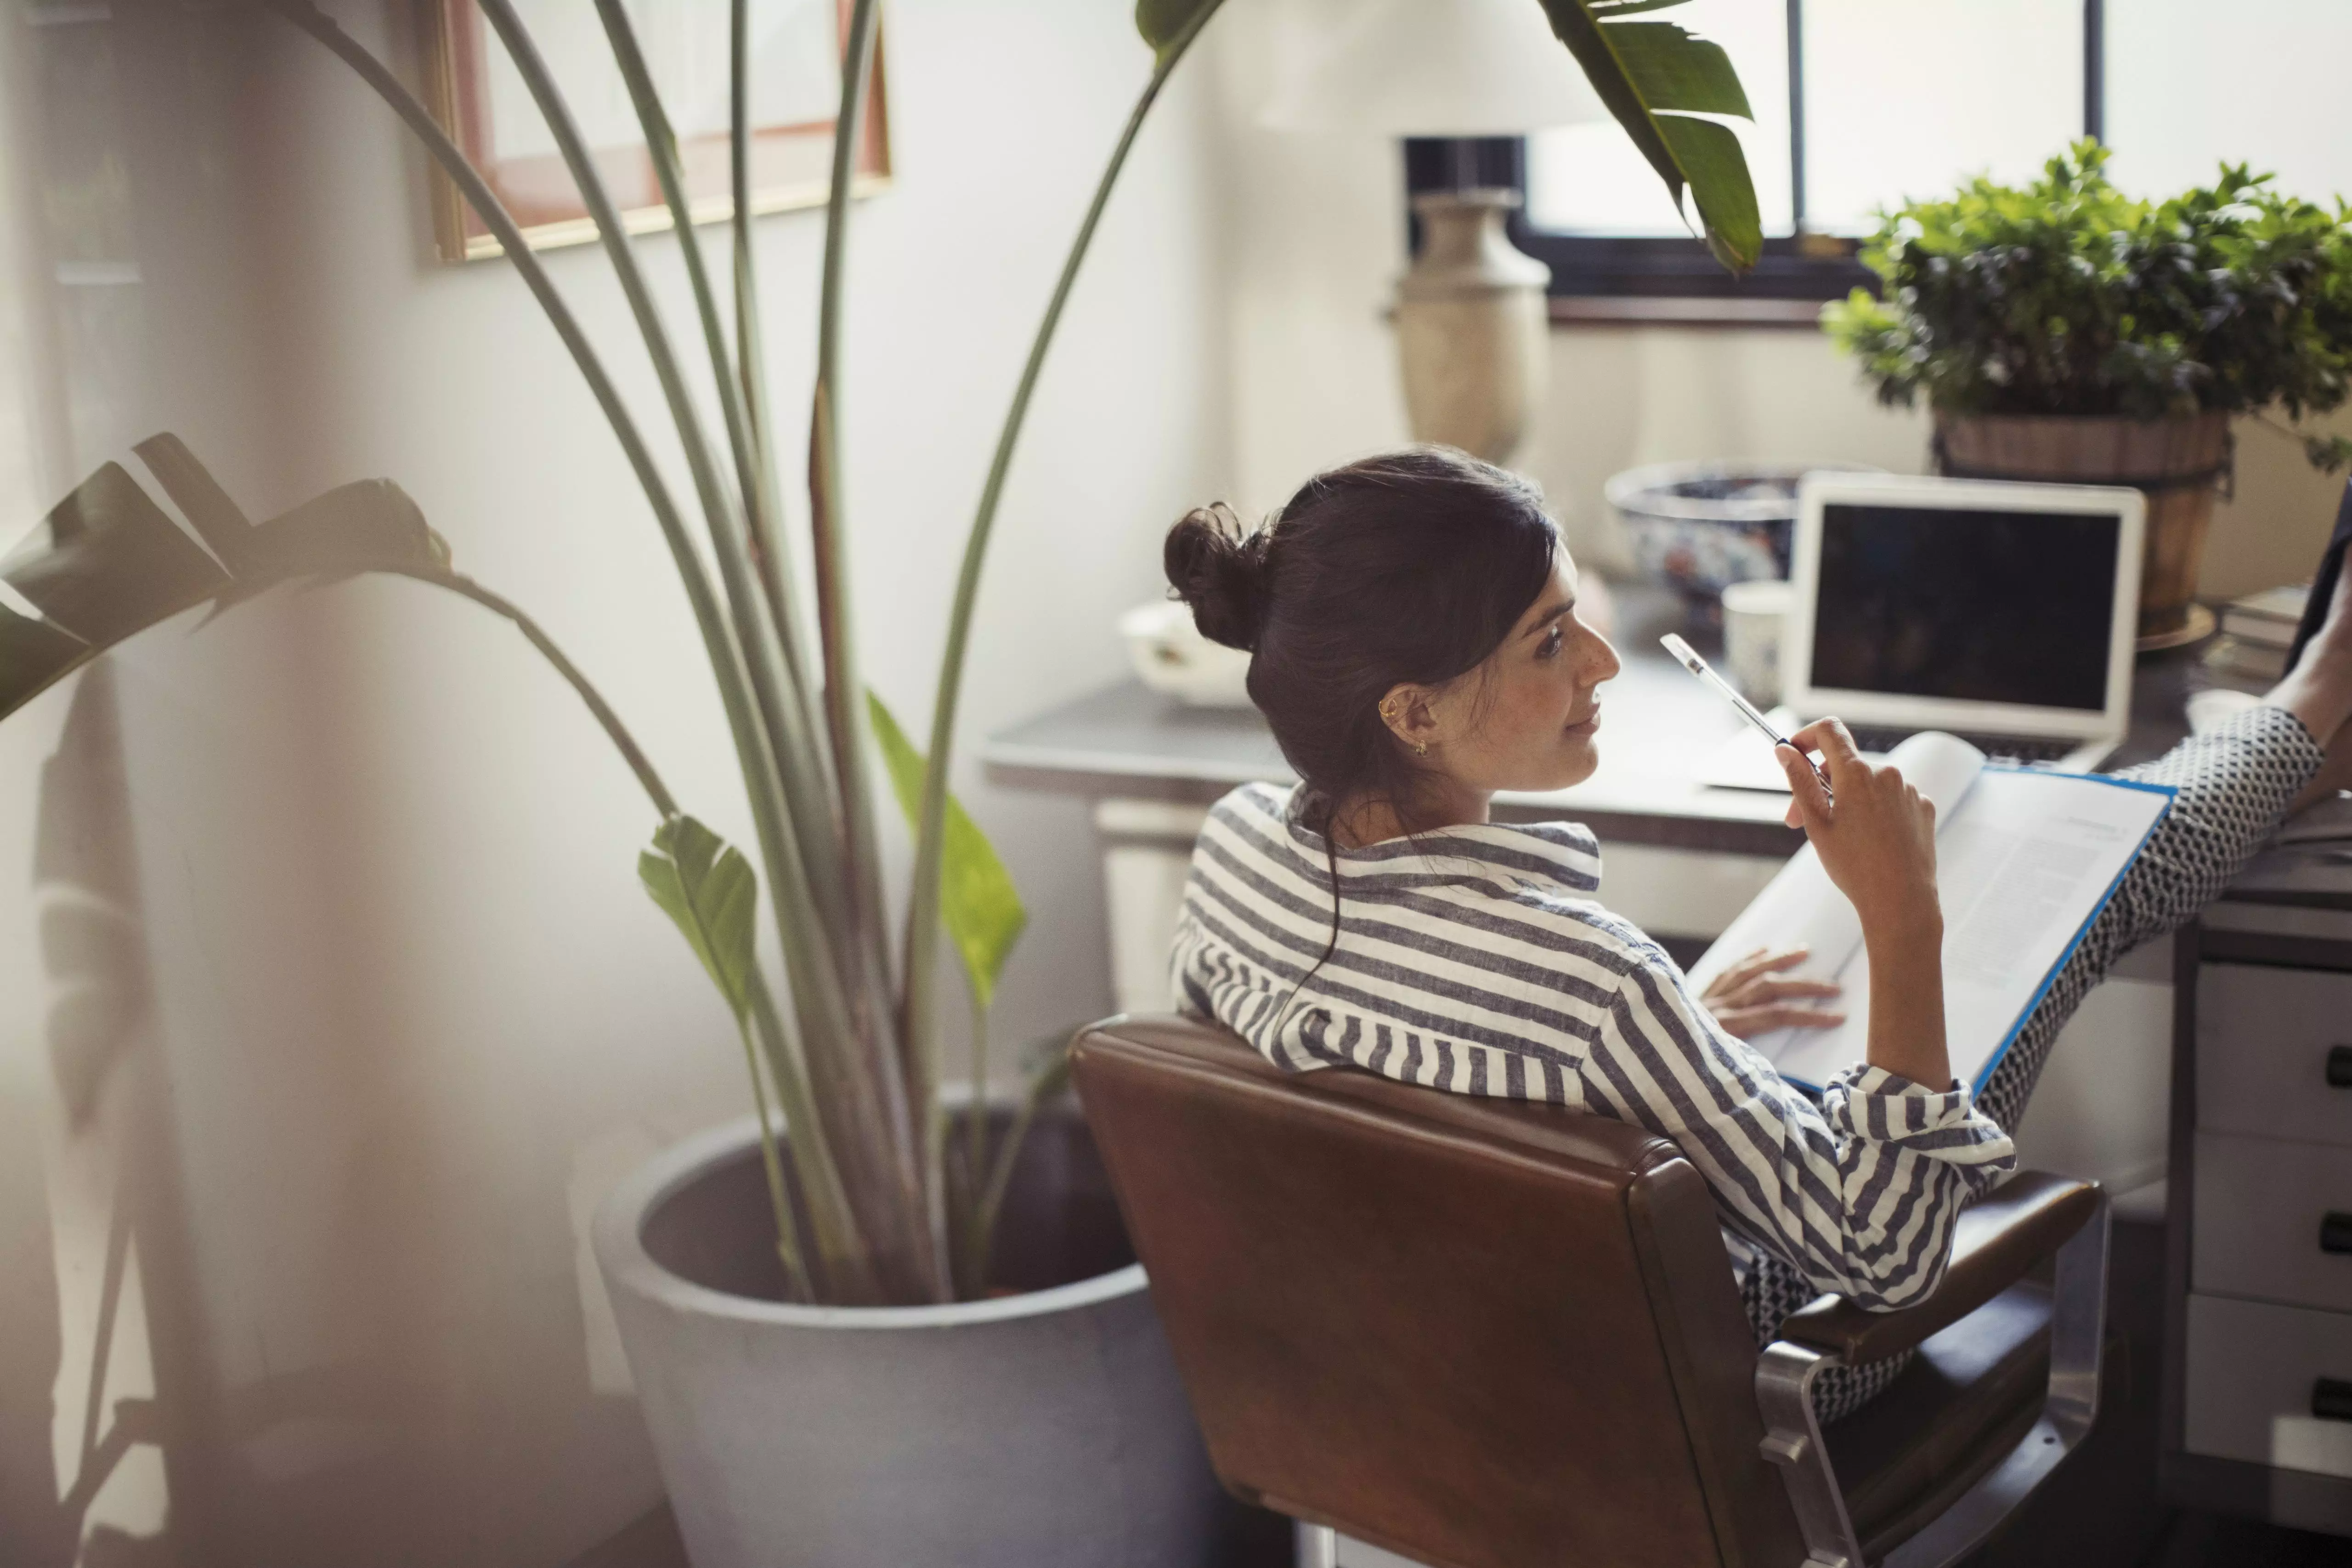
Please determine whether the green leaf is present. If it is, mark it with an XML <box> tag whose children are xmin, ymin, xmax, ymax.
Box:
<box><xmin>1604</xmin><ymin>20</ymin><xmax>1751</xmax><ymax>118</ymax></box>
<box><xmin>245</xmin><ymin>479</ymin><xmax>451</xmax><ymax>577</ymax></box>
<box><xmin>866</xmin><ymin>691</ymin><xmax>1027</xmax><ymax>1012</ymax></box>
<box><xmin>0</xmin><ymin>439</ymin><xmax>459</xmax><ymax>726</ymax></box>
<box><xmin>638</xmin><ymin>815</ymin><xmax>762</xmax><ymax>1021</ymax></box>
<box><xmin>1134</xmin><ymin>0</ymin><xmax>1222</xmax><ymax>61</ymax></box>
<box><xmin>135</xmin><ymin>432</ymin><xmax>257</xmax><ymax>569</ymax></box>
<box><xmin>0</xmin><ymin>604</ymin><xmax>90</xmax><ymax>716</ymax></box>
<box><xmin>2</xmin><ymin>461</ymin><xmax>229</xmax><ymax>646</ymax></box>
<box><xmin>1534</xmin><ymin>0</ymin><xmax>1763</xmax><ymax>272</ymax></box>
<box><xmin>1658</xmin><ymin>116</ymin><xmax>1760</xmax><ymax>271</ymax></box>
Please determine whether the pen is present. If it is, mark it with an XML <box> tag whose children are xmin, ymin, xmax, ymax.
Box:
<box><xmin>1658</xmin><ymin>633</ymin><xmax>1836</xmax><ymax>804</ymax></box>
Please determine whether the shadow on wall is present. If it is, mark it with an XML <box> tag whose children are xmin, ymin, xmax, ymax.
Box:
<box><xmin>9</xmin><ymin>650</ymin><xmax>663</xmax><ymax>1568</ymax></box>
<box><xmin>5</xmin><ymin>3</ymin><xmax>679</xmax><ymax>1556</ymax></box>
<box><xmin>12</xmin><ymin>661</ymin><xmax>200</xmax><ymax>1568</ymax></box>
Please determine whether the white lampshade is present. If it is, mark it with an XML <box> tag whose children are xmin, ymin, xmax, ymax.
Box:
<box><xmin>1261</xmin><ymin>0</ymin><xmax>1611</xmax><ymax>137</ymax></box>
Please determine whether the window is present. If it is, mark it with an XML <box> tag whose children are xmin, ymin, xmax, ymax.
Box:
<box><xmin>1444</xmin><ymin>0</ymin><xmax>2352</xmax><ymax>310</ymax></box>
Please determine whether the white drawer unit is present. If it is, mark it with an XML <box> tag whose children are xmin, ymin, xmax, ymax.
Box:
<box><xmin>2196</xmin><ymin>962</ymin><xmax>2352</xmax><ymax>1148</ymax></box>
<box><xmin>2185</xmin><ymin>1293</ymin><xmax>2352</xmax><ymax>1482</ymax></box>
<box><xmin>2193</xmin><ymin>1133</ymin><xmax>2352</xmax><ymax>1313</ymax></box>
<box><xmin>2168</xmin><ymin>872</ymin><xmax>2352</xmax><ymax>1537</ymax></box>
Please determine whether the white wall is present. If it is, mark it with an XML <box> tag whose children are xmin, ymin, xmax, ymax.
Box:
<box><xmin>0</xmin><ymin>3</ymin><xmax>1225</xmax><ymax>1563</ymax></box>
<box><xmin>1208</xmin><ymin>0</ymin><xmax>2352</xmax><ymax>598</ymax></box>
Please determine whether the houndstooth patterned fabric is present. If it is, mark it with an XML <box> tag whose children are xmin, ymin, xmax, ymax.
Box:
<box><xmin>1745</xmin><ymin>705</ymin><xmax>2328</xmax><ymax>1423</ymax></box>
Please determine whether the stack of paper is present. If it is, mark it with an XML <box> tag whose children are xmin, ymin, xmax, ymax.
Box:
<box><xmin>1689</xmin><ymin>733</ymin><xmax>2175</xmax><ymax>1093</ymax></box>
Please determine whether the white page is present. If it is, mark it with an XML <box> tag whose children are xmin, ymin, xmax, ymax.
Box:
<box><xmin>1762</xmin><ymin>768</ymin><xmax>2171</xmax><ymax>1091</ymax></box>
<box><xmin>1690</xmin><ymin>731</ymin><xmax>1986</xmax><ymax>1004</ymax></box>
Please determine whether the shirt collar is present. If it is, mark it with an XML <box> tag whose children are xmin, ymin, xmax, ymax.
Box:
<box><xmin>1278</xmin><ymin>785</ymin><xmax>1601</xmax><ymax>896</ymax></box>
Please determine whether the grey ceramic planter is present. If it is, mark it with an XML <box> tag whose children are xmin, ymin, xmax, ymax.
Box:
<box><xmin>593</xmin><ymin>1114</ymin><xmax>1226</xmax><ymax>1568</ymax></box>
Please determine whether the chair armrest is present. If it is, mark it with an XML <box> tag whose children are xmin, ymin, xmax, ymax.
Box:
<box><xmin>1774</xmin><ymin>1172</ymin><xmax>2103</xmax><ymax>1366</ymax></box>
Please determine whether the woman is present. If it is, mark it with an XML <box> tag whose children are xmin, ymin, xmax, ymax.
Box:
<box><xmin>1165</xmin><ymin>448</ymin><xmax>2352</xmax><ymax>1421</ymax></box>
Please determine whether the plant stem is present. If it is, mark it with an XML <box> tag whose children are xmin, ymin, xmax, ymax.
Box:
<box><xmin>974</xmin><ymin>1052</ymin><xmax>1072</xmax><ymax>1282</ymax></box>
<box><xmin>746</xmin><ymin>969</ymin><xmax>872</xmax><ymax>1292</ymax></box>
<box><xmin>805</xmin><ymin>0</ymin><xmax>946</xmax><ymax>1293</ymax></box>
<box><xmin>377</xmin><ymin>565</ymin><xmax>677</xmax><ymax>818</ymax></box>
<box><xmin>730</xmin><ymin>0</ymin><xmax>802</xmax><ymax>651</ymax></box>
<box><xmin>475</xmin><ymin>0</ymin><xmax>934</xmax><ymax>1301</ymax></box>
<box><xmin>902</xmin><ymin>4</ymin><xmax>1224</xmax><ymax>1114</ymax></box>
<box><xmin>961</xmin><ymin>1001</ymin><xmax>989</xmax><ymax>1286</ymax></box>
<box><xmin>595</xmin><ymin>0</ymin><xmax>850</xmax><ymax>948</ymax></box>
<box><xmin>735</xmin><ymin>1013</ymin><xmax>814</xmax><ymax>1302</ymax></box>
<box><xmin>268</xmin><ymin>5</ymin><xmax>787</xmax><ymax>880</ymax></box>
<box><xmin>273</xmin><ymin>0</ymin><xmax>890</xmax><ymax>1298</ymax></box>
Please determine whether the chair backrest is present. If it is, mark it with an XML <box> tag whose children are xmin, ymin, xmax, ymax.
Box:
<box><xmin>1072</xmin><ymin>1014</ymin><xmax>1808</xmax><ymax>1568</ymax></box>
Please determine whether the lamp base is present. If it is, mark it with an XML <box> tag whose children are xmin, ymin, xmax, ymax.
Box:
<box><xmin>1395</xmin><ymin>188</ymin><xmax>1551</xmax><ymax>465</ymax></box>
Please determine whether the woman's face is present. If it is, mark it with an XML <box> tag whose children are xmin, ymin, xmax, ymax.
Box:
<box><xmin>1414</xmin><ymin>550</ymin><xmax>1622</xmax><ymax>795</ymax></box>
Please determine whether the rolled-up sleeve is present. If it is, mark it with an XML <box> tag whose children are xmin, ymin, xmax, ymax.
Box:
<box><xmin>1583</xmin><ymin>961</ymin><xmax>2015</xmax><ymax>1310</ymax></box>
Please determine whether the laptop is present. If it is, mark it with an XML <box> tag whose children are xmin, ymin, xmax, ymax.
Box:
<box><xmin>1778</xmin><ymin>472</ymin><xmax>2146</xmax><ymax>771</ymax></box>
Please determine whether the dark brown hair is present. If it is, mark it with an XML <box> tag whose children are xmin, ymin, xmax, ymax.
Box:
<box><xmin>1164</xmin><ymin>447</ymin><xmax>1559</xmax><ymax>830</ymax></box>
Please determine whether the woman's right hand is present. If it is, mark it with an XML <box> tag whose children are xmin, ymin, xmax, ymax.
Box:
<box><xmin>1776</xmin><ymin>719</ymin><xmax>1942</xmax><ymax>937</ymax></box>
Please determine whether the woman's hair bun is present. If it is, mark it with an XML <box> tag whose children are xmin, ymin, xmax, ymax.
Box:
<box><xmin>1163</xmin><ymin>502</ymin><xmax>1271</xmax><ymax>651</ymax></box>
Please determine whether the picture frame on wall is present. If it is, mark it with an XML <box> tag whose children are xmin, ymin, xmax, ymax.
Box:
<box><xmin>417</xmin><ymin>0</ymin><xmax>891</xmax><ymax>263</ymax></box>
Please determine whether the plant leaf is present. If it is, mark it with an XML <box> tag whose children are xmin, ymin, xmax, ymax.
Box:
<box><xmin>245</xmin><ymin>479</ymin><xmax>451</xmax><ymax>576</ymax></box>
<box><xmin>2</xmin><ymin>461</ymin><xmax>229</xmax><ymax>645</ymax></box>
<box><xmin>638</xmin><ymin>815</ymin><xmax>761</xmax><ymax>1021</ymax></box>
<box><xmin>866</xmin><ymin>691</ymin><xmax>1027</xmax><ymax>1012</ymax></box>
<box><xmin>0</xmin><ymin>604</ymin><xmax>90</xmax><ymax>716</ymax></box>
<box><xmin>1134</xmin><ymin>0</ymin><xmax>1221</xmax><ymax>61</ymax></box>
<box><xmin>0</xmin><ymin>437</ymin><xmax>455</xmax><ymax>726</ymax></box>
<box><xmin>1658</xmin><ymin>117</ymin><xmax>1760</xmax><ymax>271</ymax></box>
<box><xmin>1602</xmin><ymin>20</ymin><xmax>1751</xmax><ymax>118</ymax></box>
<box><xmin>1534</xmin><ymin>0</ymin><xmax>1762</xmax><ymax>272</ymax></box>
<box><xmin>136</xmin><ymin>432</ymin><xmax>257</xmax><ymax>569</ymax></box>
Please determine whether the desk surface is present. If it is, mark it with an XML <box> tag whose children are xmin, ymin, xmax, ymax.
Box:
<box><xmin>984</xmin><ymin>584</ymin><xmax>2217</xmax><ymax>858</ymax></box>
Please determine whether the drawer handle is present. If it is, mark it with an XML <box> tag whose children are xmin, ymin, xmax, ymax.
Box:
<box><xmin>2331</xmin><ymin>1046</ymin><xmax>2352</xmax><ymax>1087</ymax></box>
<box><xmin>2318</xmin><ymin>1379</ymin><xmax>2352</xmax><ymax>1423</ymax></box>
<box><xmin>2325</xmin><ymin>1214</ymin><xmax>2352</xmax><ymax>1254</ymax></box>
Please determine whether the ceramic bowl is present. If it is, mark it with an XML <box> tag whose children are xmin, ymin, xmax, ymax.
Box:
<box><xmin>1119</xmin><ymin>600</ymin><xmax>1255</xmax><ymax>708</ymax></box>
<box><xmin>1606</xmin><ymin>460</ymin><xmax>1882</xmax><ymax>619</ymax></box>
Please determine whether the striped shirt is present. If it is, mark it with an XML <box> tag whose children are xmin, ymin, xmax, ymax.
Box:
<box><xmin>1171</xmin><ymin>781</ymin><xmax>2018</xmax><ymax>1311</ymax></box>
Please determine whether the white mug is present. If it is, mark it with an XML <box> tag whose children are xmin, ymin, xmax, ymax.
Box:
<box><xmin>1719</xmin><ymin>578</ymin><xmax>1794</xmax><ymax>708</ymax></box>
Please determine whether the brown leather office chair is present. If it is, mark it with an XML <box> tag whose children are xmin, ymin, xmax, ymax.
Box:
<box><xmin>1072</xmin><ymin>1015</ymin><xmax>2109</xmax><ymax>1568</ymax></box>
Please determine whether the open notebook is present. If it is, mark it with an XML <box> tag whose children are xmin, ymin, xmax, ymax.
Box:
<box><xmin>1686</xmin><ymin>734</ymin><xmax>2175</xmax><ymax>1093</ymax></box>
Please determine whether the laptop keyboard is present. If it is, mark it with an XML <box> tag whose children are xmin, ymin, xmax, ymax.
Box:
<box><xmin>1843</xmin><ymin>725</ymin><xmax>2080</xmax><ymax>765</ymax></box>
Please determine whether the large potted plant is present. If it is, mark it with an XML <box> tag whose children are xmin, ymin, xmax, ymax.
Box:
<box><xmin>0</xmin><ymin>0</ymin><xmax>1761</xmax><ymax>1562</ymax></box>
<box><xmin>1825</xmin><ymin>141</ymin><xmax>2352</xmax><ymax>645</ymax></box>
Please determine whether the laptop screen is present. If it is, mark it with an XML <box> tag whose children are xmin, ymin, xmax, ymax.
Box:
<box><xmin>1809</xmin><ymin>501</ymin><xmax>2120</xmax><ymax>713</ymax></box>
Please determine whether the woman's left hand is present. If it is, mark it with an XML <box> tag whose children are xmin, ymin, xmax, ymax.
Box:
<box><xmin>1700</xmin><ymin>946</ymin><xmax>1847</xmax><ymax>1038</ymax></box>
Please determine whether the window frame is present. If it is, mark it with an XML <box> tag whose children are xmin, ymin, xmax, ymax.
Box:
<box><xmin>1446</xmin><ymin>0</ymin><xmax>2109</xmax><ymax>305</ymax></box>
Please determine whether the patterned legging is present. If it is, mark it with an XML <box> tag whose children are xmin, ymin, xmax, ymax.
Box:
<box><xmin>1739</xmin><ymin>706</ymin><xmax>2326</xmax><ymax>1423</ymax></box>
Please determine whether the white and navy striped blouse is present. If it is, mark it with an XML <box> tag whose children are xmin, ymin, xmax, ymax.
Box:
<box><xmin>1170</xmin><ymin>781</ymin><xmax>2018</xmax><ymax>1312</ymax></box>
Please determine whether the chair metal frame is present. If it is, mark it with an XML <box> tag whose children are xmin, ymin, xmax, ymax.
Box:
<box><xmin>1754</xmin><ymin>1196</ymin><xmax>2112</xmax><ymax>1568</ymax></box>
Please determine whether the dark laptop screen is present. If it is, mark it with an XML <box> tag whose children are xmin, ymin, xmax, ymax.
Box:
<box><xmin>1809</xmin><ymin>501</ymin><xmax>2120</xmax><ymax>713</ymax></box>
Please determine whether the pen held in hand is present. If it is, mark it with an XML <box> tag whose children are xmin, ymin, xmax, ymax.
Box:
<box><xmin>1659</xmin><ymin>633</ymin><xmax>1837</xmax><ymax>804</ymax></box>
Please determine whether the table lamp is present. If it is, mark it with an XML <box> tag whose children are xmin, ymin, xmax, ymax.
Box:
<box><xmin>1263</xmin><ymin>0</ymin><xmax>1608</xmax><ymax>465</ymax></box>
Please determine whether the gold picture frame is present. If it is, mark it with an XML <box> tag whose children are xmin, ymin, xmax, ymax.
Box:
<box><xmin>417</xmin><ymin>0</ymin><xmax>892</xmax><ymax>263</ymax></box>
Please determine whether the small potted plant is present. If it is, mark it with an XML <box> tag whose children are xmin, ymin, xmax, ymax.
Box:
<box><xmin>1825</xmin><ymin>140</ymin><xmax>2352</xmax><ymax>645</ymax></box>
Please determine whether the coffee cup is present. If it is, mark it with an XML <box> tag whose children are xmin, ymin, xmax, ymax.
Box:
<box><xmin>1719</xmin><ymin>578</ymin><xmax>1794</xmax><ymax>708</ymax></box>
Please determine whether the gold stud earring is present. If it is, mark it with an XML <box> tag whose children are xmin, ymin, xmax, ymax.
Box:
<box><xmin>1414</xmin><ymin>741</ymin><xmax>1429</xmax><ymax>757</ymax></box>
